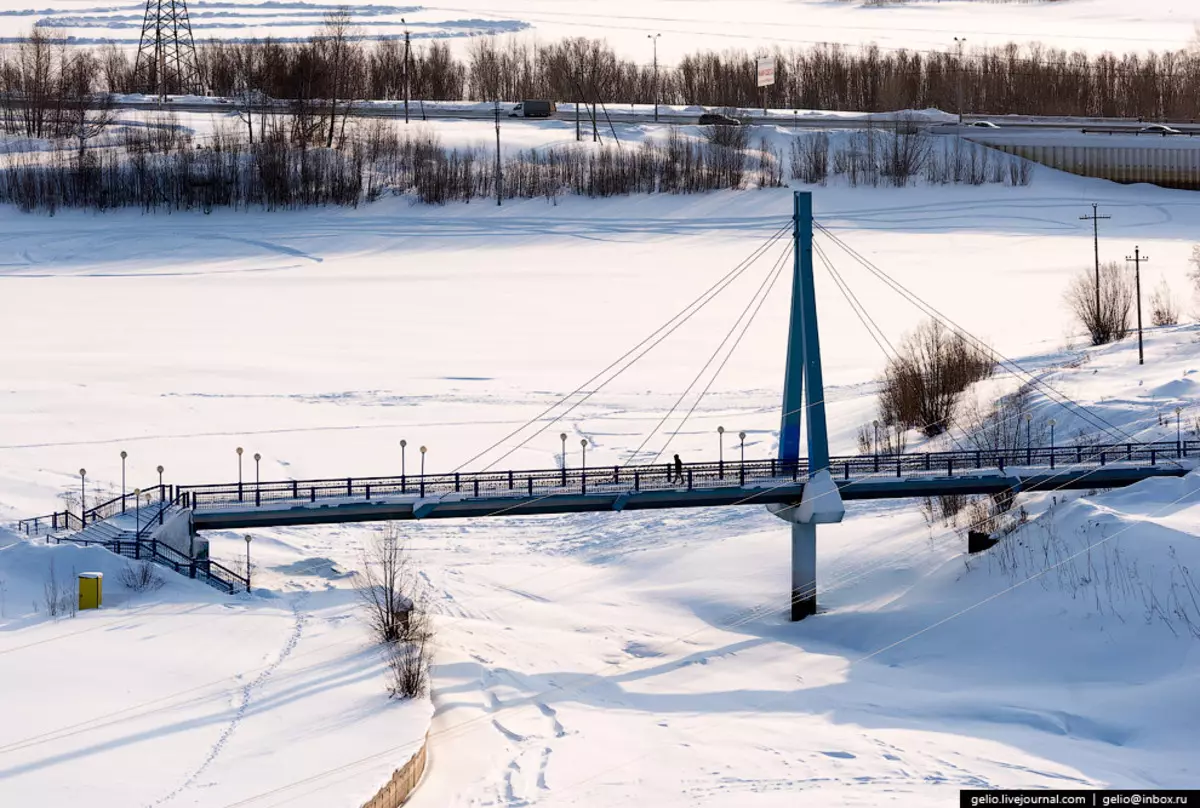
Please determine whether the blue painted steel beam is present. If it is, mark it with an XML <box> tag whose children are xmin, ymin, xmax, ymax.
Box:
<box><xmin>779</xmin><ymin>192</ymin><xmax>808</xmax><ymax>463</ymax></box>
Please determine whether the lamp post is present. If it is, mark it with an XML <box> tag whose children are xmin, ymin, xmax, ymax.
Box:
<box><xmin>244</xmin><ymin>534</ymin><xmax>252</xmax><ymax>593</ymax></box>
<box><xmin>157</xmin><ymin>465</ymin><xmax>164</xmax><ymax>500</ymax></box>
<box><xmin>1049</xmin><ymin>419</ymin><xmax>1056</xmax><ymax>469</ymax></box>
<box><xmin>718</xmin><ymin>425</ymin><xmax>725</xmax><ymax>478</ymax></box>
<box><xmin>560</xmin><ymin>432</ymin><xmax>568</xmax><ymax>486</ymax></box>
<box><xmin>120</xmin><ymin>450</ymin><xmax>128</xmax><ymax>511</ymax></box>
<box><xmin>236</xmin><ymin>446</ymin><xmax>244</xmax><ymax>502</ymax></box>
<box><xmin>1176</xmin><ymin>406</ymin><xmax>1183</xmax><ymax>456</ymax></box>
<box><xmin>400</xmin><ymin>439</ymin><xmax>407</xmax><ymax>481</ymax></box>
<box><xmin>134</xmin><ymin>488</ymin><xmax>141</xmax><ymax>535</ymax></box>
<box><xmin>1025</xmin><ymin>413</ymin><xmax>1032</xmax><ymax>464</ymax></box>
<box><xmin>739</xmin><ymin>431</ymin><xmax>746</xmax><ymax>466</ymax></box>
<box><xmin>872</xmin><ymin>419</ymin><xmax>880</xmax><ymax>454</ymax></box>
<box><xmin>647</xmin><ymin>33</ymin><xmax>660</xmax><ymax>122</ymax></box>
<box><xmin>420</xmin><ymin>445</ymin><xmax>427</xmax><ymax>478</ymax></box>
<box><xmin>79</xmin><ymin>468</ymin><xmax>86</xmax><ymax>523</ymax></box>
<box><xmin>254</xmin><ymin>453</ymin><xmax>261</xmax><ymax>486</ymax></box>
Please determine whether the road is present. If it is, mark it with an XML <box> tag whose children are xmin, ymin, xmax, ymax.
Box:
<box><xmin>107</xmin><ymin>98</ymin><xmax>1200</xmax><ymax>135</ymax></box>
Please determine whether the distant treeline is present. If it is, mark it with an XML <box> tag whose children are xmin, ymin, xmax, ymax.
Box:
<box><xmin>2</xmin><ymin>21</ymin><xmax>1200</xmax><ymax>121</ymax></box>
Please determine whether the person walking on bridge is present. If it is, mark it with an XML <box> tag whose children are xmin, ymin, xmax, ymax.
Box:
<box><xmin>673</xmin><ymin>453</ymin><xmax>684</xmax><ymax>485</ymax></box>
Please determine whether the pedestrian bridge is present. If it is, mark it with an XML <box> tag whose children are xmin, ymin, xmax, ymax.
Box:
<box><xmin>176</xmin><ymin>442</ymin><xmax>1193</xmax><ymax>531</ymax></box>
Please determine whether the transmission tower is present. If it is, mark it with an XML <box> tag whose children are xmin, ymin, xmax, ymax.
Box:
<box><xmin>133</xmin><ymin>0</ymin><xmax>203</xmax><ymax>100</ymax></box>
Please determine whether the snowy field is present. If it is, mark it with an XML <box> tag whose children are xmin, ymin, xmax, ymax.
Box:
<box><xmin>0</xmin><ymin>0</ymin><xmax>1195</xmax><ymax>56</ymax></box>
<box><xmin>0</xmin><ymin>531</ymin><xmax>432</xmax><ymax>807</ymax></box>
<box><xmin>1</xmin><ymin>120</ymin><xmax>1200</xmax><ymax>807</ymax></box>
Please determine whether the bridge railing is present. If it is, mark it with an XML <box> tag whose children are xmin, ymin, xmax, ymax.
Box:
<box><xmin>17</xmin><ymin>510</ymin><xmax>81</xmax><ymax>536</ymax></box>
<box><xmin>174</xmin><ymin>439</ymin><xmax>1193</xmax><ymax>512</ymax></box>
<box><xmin>84</xmin><ymin>484</ymin><xmax>172</xmax><ymax>525</ymax></box>
<box><xmin>831</xmin><ymin>439</ymin><xmax>1192</xmax><ymax>481</ymax></box>
<box><xmin>178</xmin><ymin>458</ymin><xmax>809</xmax><ymax>510</ymax></box>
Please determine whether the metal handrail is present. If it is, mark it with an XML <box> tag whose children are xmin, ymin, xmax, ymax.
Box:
<box><xmin>84</xmin><ymin>484</ymin><xmax>170</xmax><ymax>525</ymax></box>
<box><xmin>17</xmin><ymin>510</ymin><xmax>80</xmax><ymax>536</ymax></box>
<box><xmin>172</xmin><ymin>439</ymin><xmax>1195</xmax><ymax>511</ymax></box>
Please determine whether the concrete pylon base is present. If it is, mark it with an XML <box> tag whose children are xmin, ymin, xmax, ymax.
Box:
<box><xmin>791</xmin><ymin>521</ymin><xmax>817</xmax><ymax>621</ymax></box>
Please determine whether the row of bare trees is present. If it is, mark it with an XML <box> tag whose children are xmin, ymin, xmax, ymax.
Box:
<box><xmin>791</xmin><ymin>127</ymin><xmax>1034</xmax><ymax>188</ymax></box>
<box><xmin>7</xmin><ymin>23</ymin><xmax>1200</xmax><ymax>119</ymax></box>
<box><xmin>0</xmin><ymin>29</ymin><xmax>115</xmax><ymax>149</ymax></box>
<box><xmin>0</xmin><ymin>122</ymin><xmax>792</xmax><ymax>211</ymax></box>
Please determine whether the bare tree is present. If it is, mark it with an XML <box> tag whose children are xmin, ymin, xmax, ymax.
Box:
<box><xmin>354</xmin><ymin>525</ymin><xmax>433</xmax><ymax>699</ymax></box>
<box><xmin>385</xmin><ymin>605</ymin><xmax>431</xmax><ymax>698</ymax></box>
<box><xmin>355</xmin><ymin>525</ymin><xmax>418</xmax><ymax>645</ymax></box>
<box><xmin>316</xmin><ymin>8</ymin><xmax>354</xmax><ymax>149</ymax></box>
<box><xmin>120</xmin><ymin>560</ymin><xmax>165</xmax><ymax>593</ymax></box>
<box><xmin>879</xmin><ymin>319</ymin><xmax>994</xmax><ymax>437</ymax></box>
<box><xmin>60</xmin><ymin>50</ymin><xmax>114</xmax><ymax>157</ymax></box>
<box><xmin>790</xmin><ymin>132</ymin><xmax>829</xmax><ymax>185</ymax></box>
<box><xmin>1065</xmin><ymin>260</ymin><xmax>1133</xmax><ymax>345</ymax></box>
<box><xmin>1150</xmin><ymin>277</ymin><xmax>1180</xmax><ymax>327</ymax></box>
<box><xmin>958</xmin><ymin>385</ymin><xmax>1046</xmax><ymax>454</ymax></box>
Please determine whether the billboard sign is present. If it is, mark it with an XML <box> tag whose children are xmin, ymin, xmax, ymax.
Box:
<box><xmin>757</xmin><ymin>57</ymin><xmax>776</xmax><ymax>88</ymax></box>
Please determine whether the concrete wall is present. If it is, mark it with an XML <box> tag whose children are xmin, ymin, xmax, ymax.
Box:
<box><xmin>150</xmin><ymin>509</ymin><xmax>208</xmax><ymax>560</ymax></box>
<box><xmin>967</xmin><ymin>133</ymin><xmax>1200</xmax><ymax>189</ymax></box>
<box><xmin>361</xmin><ymin>738</ymin><xmax>427</xmax><ymax>808</ymax></box>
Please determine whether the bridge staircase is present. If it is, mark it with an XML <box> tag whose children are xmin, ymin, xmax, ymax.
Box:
<box><xmin>16</xmin><ymin>487</ymin><xmax>247</xmax><ymax>594</ymax></box>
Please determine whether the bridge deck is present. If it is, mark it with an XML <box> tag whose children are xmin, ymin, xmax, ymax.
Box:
<box><xmin>180</xmin><ymin>443</ymin><xmax>1195</xmax><ymax>531</ymax></box>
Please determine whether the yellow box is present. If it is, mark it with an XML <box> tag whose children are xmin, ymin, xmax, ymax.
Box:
<box><xmin>79</xmin><ymin>572</ymin><xmax>103</xmax><ymax>610</ymax></box>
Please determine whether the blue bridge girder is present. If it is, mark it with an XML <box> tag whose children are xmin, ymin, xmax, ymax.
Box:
<box><xmin>178</xmin><ymin>441</ymin><xmax>1195</xmax><ymax>531</ymax></box>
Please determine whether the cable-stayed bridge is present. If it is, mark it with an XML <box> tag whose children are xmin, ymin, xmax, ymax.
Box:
<box><xmin>17</xmin><ymin>192</ymin><xmax>1192</xmax><ymax>619</ymax></box>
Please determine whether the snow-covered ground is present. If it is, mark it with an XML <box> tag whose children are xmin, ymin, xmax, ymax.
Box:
<box><xmin>0</xmin><ymin>530</ymin><xmax>431</xmax><ymax>807</ymax></box>
<box><xmin>0</xmin><ymin>0</ymin><xmax>1194</xmax><ymax>55</ymax></box>
<box><xmin>3</xmin><ymin>120</ymin><xmax>1200</xmax><ymax>807</ymax></box>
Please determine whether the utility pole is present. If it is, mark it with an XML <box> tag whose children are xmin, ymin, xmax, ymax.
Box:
<box><xmin>402</xmin><ymin>18</ymin><xmax>410</xmax><ymax>124</ymax></box>
<box><xmin>647</xmin><ymin>33</ymin><xmax>660</xmax><ymax>123</ymax></box>
<box><xmin>954</xmin><ymin>37</ymin><xmax>966</xmax><ymax>125</ymax></box>
<box><xmin>494</xmin><ymin>100</ymin><xmax>502</xmax><ymax>206</ymax></box>
<box><xmin>1081</xmin><ymin>203</ymin><xmax>1111</xmax><ymax>327</ymax></box>
<box><xmin>1126</xmin><ymin>246</ymin><xmax>1148</xmax><ymax>365</ymax></box>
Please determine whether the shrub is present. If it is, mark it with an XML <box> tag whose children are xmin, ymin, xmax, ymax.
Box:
<box><xmin>1150</xmin><ymin>278</ymin><xmax>1179</xmax><ymax>327</ymax></box>
<box><xmin>879</xmin><ymin>319</ymin><xmax>994</xmax><ymax>437</ymax></box>
<box><xmin>1065</xmin><ymin>261</ymin><xmax>1133</xmax><ymax>346</ymax></box>
<box><xmin>120</xmin><ymin>560</ymin><xmax>165</xmax><ymax>593</ymax></box>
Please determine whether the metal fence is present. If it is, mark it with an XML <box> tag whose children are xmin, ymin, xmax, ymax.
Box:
<box><xmin>49</xmin><ymin>532</ymin><xmax>248</xmax><ymax>594</ymax></box>
<box><xmin>176</xmin><ymin>439</ymin><xmax>1194</xmax><ymax>512</ymax></box>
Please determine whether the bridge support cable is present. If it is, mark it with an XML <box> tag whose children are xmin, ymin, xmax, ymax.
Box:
<box><xmin>813</xmin><ymin>241</ymin><xmax>896</xmax><ymax>362</ymax></box>
<box><xmin>814</xmin><ymin>222</ymin><xmax>1174</xmax><ymax>459</ymax></box>
<box><xmin>816</xmin><ymin>221</ymin><xmax>1147</xmax><ymax>449</ymax></box>
<box><xmin>454</xmin><ymin>221</ymin><xmax>792</xmax><ymax>473</ymax></box>
<box><xmin>815</xmin><ymin>241</ymin><xmax>975</xmax><ymax>456</ymax></box>
<box><xmin>631</xmin><ymin>240</ymin><xmax>795</xmax><ymax>468</ymax></box>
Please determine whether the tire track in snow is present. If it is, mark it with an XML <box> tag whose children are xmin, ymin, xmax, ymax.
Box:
<box><xmin>149</xmin><ymin>593</ymin><xmax>309</xmax><ymax>807</ymax></box>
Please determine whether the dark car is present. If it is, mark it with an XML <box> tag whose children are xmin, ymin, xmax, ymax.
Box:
<box><xmin>699</xmin><ymin>112</ymin><xmax>741</xmax><ymax>126</ymax></box>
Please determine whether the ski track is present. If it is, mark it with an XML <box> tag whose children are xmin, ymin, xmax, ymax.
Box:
<box><xmin>149</xmin><ymin>593</ymin><xmax>309</xmax><ymax>807</ymax></box>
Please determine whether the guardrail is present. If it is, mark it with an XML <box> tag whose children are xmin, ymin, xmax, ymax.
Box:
<box><xmin>50</xmin><ymin>530</ymin><xmax>248</xmax><ymax>594</ymax></box>
<box><xmin>176</xmin><ymin>440</ymin><xmax>1194</xmax><ymax>511</ymax></box>
<box><xmin>84</xmin><ymin>484</ymin><xmax>173</xmax><ymax>525</ymax></box>
<box><xmin>17</xmin><ymin>510</ymin><xmax>82</xmax><ymax>536</ymax></box>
